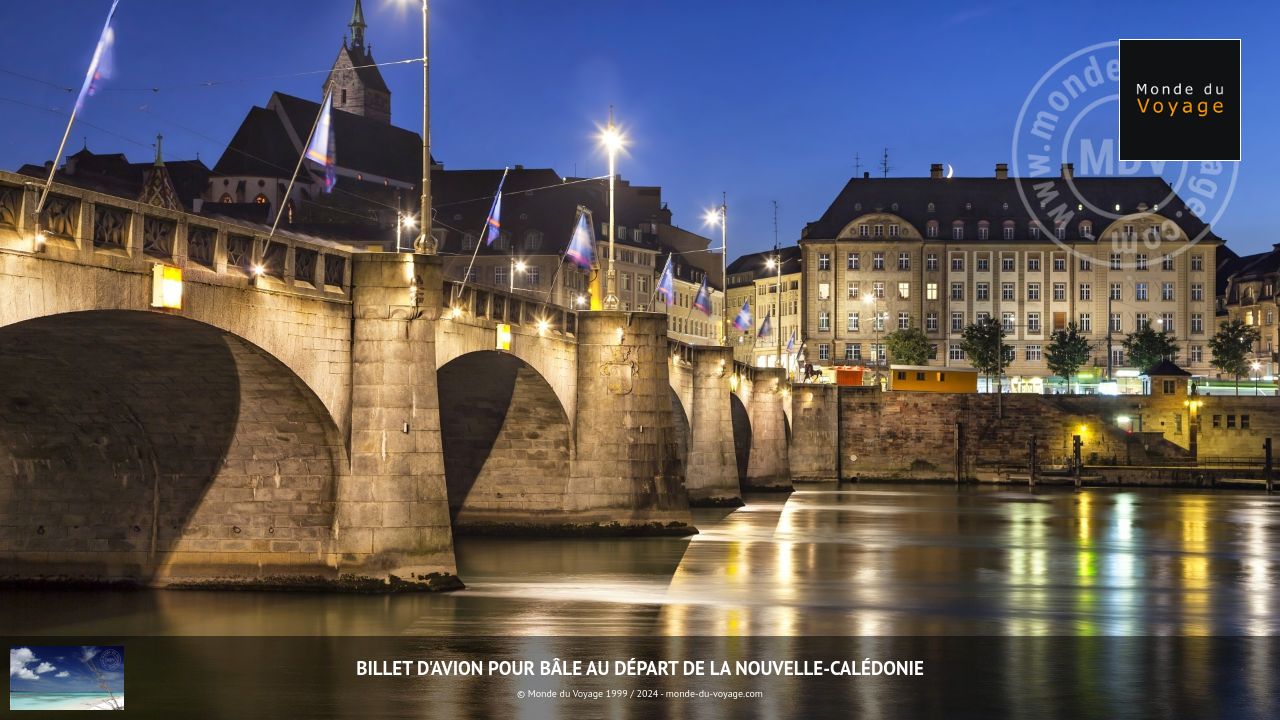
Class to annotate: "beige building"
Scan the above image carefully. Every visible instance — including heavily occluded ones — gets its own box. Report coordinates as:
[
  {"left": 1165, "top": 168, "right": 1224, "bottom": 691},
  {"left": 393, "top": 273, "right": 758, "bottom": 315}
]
[
  {"left": 726, "top": 247, "right": 802, "bottom": 371},
  {"left": 1219, "top": 243, "right": 1280, "bottom": 384},
  {"left": 798, "top": 163, "right": 1224, "bottom": 391}
]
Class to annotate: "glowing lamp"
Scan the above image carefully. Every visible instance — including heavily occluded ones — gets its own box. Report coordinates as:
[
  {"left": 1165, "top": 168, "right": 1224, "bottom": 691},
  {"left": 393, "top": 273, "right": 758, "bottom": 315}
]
[
  {"left": 536, "top": 318, "right": 550, "bottom": 336},
  {"left": 496, "top": 323, "right": 512, "bottom": 351},
  {"left": 151, "top": 264, "right": 183, "bottom": 309}
]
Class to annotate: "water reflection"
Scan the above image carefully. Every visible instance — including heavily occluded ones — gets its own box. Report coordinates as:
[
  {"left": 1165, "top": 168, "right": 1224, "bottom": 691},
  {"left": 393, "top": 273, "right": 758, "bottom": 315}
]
[{"left": 4, "top": 485, "right": 1279, "bottom": 638}]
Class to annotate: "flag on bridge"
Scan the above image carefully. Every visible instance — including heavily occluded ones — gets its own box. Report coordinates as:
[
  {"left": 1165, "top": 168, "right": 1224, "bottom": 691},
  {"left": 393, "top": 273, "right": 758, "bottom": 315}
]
[
  {"left": 757, "top": 310, "right": 772, "bottom": 338},
  {"left": 692, "top": 276, "right": 712, "bottom": 315},
  {"left": 483, "top": 173, "right": 506, "bottom": 245},
  {"left": 786, "top": 328, "right": 796, "bottom": 352},
  {"left": 74, "top": 0, "right": 121, "bottom": 113},
  {"left": 732, "top": 301, "right": 752, "bottom": 332},
  {"left": 304, "top": 92, "right": 336, "bottom": 193},
  {"left": 656, "top": 256, "right": 674, "bottom": 306},
  {"left": 566, "top": 210, "right": 595, "bottom": 269}
]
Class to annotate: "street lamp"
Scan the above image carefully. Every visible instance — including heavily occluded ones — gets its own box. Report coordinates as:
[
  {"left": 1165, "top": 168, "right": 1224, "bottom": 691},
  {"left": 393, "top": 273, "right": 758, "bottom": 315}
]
[
  {"left": 598, "top": 113, "right": 626, "bottom": 311},
  {"left": 766, "top": 255, "right": 783, "bottom": 371},
  {"left": 392, "top": 0, "right": 434, "bottom": 251},
  {"left": 704, "top": 200, "right": 727, "bottom": 344},
  {"left": 1252, "top": 360, "right": 1262, "bottom": 396},
  {"left": 863, "top": 292, "right": 883, "bottom": 386},
  {"left": 511, "top": 259, "right": 526, "bottom": 293},
  {"left": 396, "top": 212, "right": 417, "bottom": 252}
]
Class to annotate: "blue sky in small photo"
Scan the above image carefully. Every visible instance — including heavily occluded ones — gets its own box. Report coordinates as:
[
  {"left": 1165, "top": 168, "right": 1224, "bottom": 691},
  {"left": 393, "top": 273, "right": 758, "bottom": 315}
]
[{"left": 9, "top": 646, "right": 124, "bottom": 694}]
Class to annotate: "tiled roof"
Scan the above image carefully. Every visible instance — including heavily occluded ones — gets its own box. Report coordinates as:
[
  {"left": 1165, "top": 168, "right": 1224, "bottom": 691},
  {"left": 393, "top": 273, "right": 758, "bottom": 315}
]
[{"left": 16, "top": 147, "right": 210, "bottom": 211}]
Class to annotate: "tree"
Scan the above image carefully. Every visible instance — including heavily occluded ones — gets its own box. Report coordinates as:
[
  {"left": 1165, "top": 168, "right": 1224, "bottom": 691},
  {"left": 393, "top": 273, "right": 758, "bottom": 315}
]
[
  {"left": 1122, "top": 324, "right": 1179, "bottom": 373},
  {"left": 1045, "top": 322, "right": 1093, "bottom": 391},
  {"left": 1209, "top": 318, "right": 1261, "bottom": 395},
  {"left": 884, "top": 327, "right": 931, "bottom": 366},
  {"left": 960, "top": 318, "right": 1012, "bottom": 384}
]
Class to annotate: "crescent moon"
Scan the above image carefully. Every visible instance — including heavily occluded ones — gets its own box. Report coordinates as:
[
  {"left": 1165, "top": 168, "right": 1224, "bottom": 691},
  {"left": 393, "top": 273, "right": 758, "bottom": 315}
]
[{"left": 945, "top": 164, "right": 954, "bottom": 179}]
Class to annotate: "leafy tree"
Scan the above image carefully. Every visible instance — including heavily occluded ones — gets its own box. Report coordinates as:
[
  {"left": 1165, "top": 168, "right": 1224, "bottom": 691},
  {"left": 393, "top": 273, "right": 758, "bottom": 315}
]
[
  {"left": 1209, "top": 318, "right": 1261, "bottom": 395},
  {"left": 1045, "top": 322, "right": 1093, "bottom": 391},
  {"left": 1122, "top": 324, "right": 1179, "bottom": 373},
  {"left": 960, "top": 319, "right": 1012, "bottom": 384},
  {"left": 884, "top": 327, "right": 931, "bottom": 366}
]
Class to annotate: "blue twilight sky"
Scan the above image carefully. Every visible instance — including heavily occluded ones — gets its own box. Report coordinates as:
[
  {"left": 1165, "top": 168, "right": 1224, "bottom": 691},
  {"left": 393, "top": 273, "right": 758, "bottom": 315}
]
[
  {"left": 9, "top": 646, "right": 124, "bottom": 694},
  {"left": 1, "top": 1, "right": 1277, "bottom": 255}
]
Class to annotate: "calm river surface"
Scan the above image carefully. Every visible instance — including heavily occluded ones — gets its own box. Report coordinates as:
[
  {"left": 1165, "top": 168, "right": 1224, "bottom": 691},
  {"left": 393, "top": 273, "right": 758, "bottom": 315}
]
[
  {"left": 7, "top": 483, "right": 1280, "bottom": 636},
  {"left": 6, "top": 484, "right": 1280, "bottom": 718}
]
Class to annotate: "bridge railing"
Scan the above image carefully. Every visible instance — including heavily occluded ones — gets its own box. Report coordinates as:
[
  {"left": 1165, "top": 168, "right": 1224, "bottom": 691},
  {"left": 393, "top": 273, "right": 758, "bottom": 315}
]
[
  {"left": 443, "top": 279, "right": 577, "bottom": 336},
  {"left": 0, "top": 171, "right": 354, "bottom": 300}
]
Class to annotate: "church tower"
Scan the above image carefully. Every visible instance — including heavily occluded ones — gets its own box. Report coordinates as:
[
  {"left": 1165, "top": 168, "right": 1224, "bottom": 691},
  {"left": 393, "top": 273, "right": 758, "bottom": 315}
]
[{"left": 323, "top": 0, "right": 391, "bottom": 123}]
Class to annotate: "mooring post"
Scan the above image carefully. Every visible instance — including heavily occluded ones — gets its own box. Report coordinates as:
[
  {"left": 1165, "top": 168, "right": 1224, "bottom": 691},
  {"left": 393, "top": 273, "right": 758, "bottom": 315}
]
[
  {"left": 1073, "top": 434, "right": 1083, "bottom": 489},
  {"left": 1028, "top": 434, "right": 1037, "bottom": 489},
  {"left": 1265, "top": 437, "right": 1273, "bottom": 493}
]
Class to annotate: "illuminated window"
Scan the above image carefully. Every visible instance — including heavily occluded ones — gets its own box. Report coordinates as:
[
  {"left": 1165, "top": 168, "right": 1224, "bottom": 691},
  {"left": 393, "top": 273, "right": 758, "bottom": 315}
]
[{"left": 254, "top": 194, "right": 268, "bottom": 204}]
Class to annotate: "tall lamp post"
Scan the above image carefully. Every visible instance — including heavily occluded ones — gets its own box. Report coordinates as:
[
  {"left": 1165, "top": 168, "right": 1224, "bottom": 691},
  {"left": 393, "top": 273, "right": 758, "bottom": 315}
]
[
  {"left": 766, "top": 255, "right": 783, "bottom": 371},
  {"left": 705, "top": 199, "right": 728, "bottom": 344},
  {"left": 394, "top": 0, "right": 432, "bottom": 252},
  {"left": 1253, "top": 360, "right": 1262, "bottom": 396},
  {"left": 599, "top": 113, "right": 625, "bottom": 311}
]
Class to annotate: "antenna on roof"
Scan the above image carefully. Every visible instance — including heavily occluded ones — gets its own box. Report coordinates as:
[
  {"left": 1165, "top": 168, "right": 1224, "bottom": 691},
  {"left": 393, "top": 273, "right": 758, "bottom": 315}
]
[
  {"left": 772, "top": 200, "right": 779, "bottom": 252},
  {"left": 853, "top": 153, "right": 862, "bottom": 177},
  {"left": 880, "top": 147, "right": 891, "bottom": 178}
]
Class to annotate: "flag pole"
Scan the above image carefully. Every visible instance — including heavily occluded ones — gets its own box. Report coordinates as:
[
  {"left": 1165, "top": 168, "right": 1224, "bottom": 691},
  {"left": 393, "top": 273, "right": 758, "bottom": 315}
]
[
  {"left": 269, "top": 87, "right": 333, "bottom": 241},
  {"left": 36, "top": 0, "right": 121, "bottom": 218},
  {"left": 456, "top": 167, "right": 508, "bottom": 306}
]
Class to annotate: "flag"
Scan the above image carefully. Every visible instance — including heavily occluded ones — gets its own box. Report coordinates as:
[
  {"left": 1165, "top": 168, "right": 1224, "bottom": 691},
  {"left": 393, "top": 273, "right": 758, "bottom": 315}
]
[
  {"left": 786, "top": 329, "right": 796, "bottom": 352},
  {"left": 656, "top": 256, "right": 674, "bottom": 306},
  {"left": 74, "top": 0, "right": 120, "bottom": 113},
  {"left": 305, "top": 93, "right": 336, "bottom": 193},
  {"left": 566, "top": 211, "right": 595, "bottom": 269},
  {"left": 732, "top": 301, "right": 752, "bottom": 332},
  {"left": 757, "top": 310, "right": 772, "bottom": 339},
  {"left": 692, "top": 276, "right": 712, "bottom": 315},
  {"left": 483, "top": 174, "right": 506, "bottom": 245}
]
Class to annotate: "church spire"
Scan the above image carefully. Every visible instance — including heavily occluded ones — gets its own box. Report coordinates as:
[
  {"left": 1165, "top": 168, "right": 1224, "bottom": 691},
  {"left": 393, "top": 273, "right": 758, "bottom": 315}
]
[{"left": 349, "top": 0, "right": 367, "bottom": 49}]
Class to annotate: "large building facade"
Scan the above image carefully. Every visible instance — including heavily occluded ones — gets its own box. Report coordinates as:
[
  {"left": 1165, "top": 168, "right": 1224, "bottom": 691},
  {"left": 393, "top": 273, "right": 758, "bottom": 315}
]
[
  {"left": 1219, "top": 244, "right": 1280, "bottom": 381},
  {"left": 726, "top": 247, "right": 802, "bottom": 369},
  {"left": 798, "top": 163, "right": 1224, "bottom": 391}
]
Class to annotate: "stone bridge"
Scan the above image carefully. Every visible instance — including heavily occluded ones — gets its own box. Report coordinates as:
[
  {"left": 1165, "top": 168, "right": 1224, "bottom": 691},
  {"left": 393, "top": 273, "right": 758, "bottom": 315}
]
[{"left": 0, "top": 172, "right": 790, "bottom": 591}]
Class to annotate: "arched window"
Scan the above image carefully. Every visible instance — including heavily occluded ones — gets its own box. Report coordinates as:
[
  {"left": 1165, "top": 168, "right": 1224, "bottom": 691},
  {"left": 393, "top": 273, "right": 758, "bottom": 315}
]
[
  {"left": 1079, "top": 220, "right": 1093, "bottom": 239},
  {"left": 1002, "top": 220, "right": 1016, "bottom": 240},
  {"left": 951, "top": 220, "right": 965, "bottom": 240},
  {"left": 977, "top": 220, "right": 990, "bottom": 240},
  {"left": 926, "top": 220, "right": 938, "bottom": 238},
  {"left": 219, "top": 194, "right": 233, "bottom": 204},
  {"left": 254, "top": 194, "right": 268, "bottom": 205},
  {"left": 927, "top": 202, "right": 936, "bottom": 213}
]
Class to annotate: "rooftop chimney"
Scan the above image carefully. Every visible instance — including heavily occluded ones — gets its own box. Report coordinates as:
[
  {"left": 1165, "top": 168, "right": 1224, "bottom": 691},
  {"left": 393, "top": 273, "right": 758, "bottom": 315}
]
[
  {"left": 863, "top": 171, "right": 870, "bottom": 179},
  {"left": 995, "top": 163, "right": 1008, "bottom": 180},
  {"left": 930, "top": 163, "right": 944, "bottom": 179},
  {"left": 1061, "top": 162, "right": 1074, "bottom": 179}
]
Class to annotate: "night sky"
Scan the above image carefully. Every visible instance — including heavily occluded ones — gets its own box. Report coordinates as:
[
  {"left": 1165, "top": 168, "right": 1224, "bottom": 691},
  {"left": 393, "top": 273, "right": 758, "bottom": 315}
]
[{"left": 2, "top": 0, "right": 1277, "bottom": 254}]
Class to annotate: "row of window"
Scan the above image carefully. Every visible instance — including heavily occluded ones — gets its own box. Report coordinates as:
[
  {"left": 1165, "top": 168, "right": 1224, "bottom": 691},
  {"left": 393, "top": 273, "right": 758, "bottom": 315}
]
[
  {"left": 814, "top": 309, "right": 1209, "bottom": 336},
  {"left": 817, "top": 251, "right": 1206, "bottom": 273},
  {"left": 669, "top": 316, "right": 715, "bottom": 338},
  {"left": 855, "top": 219, "right": 1171, "bottom": 242},
  {"left": 817, "top": 279, "right": 1206, "bottom": 304},
  {"left": 813, "top": 342, "right": 1213, "bottom": 367}
]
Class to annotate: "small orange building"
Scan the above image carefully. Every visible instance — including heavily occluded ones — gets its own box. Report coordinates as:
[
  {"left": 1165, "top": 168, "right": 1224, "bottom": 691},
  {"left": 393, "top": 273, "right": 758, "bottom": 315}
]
[{"left": 887, "top": 365, "right": 978, "bottom": 393}]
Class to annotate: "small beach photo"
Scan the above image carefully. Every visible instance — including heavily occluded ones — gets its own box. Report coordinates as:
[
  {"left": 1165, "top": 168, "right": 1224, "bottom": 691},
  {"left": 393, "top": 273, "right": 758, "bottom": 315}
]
[{"left": 9, "top": 646, "right": 124, "bottom": 711}]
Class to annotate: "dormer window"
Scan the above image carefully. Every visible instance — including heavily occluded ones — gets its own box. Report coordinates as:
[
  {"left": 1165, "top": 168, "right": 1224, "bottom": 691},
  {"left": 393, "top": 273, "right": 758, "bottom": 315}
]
[
  {"left": 927, "top": 202, "right": 936, "bottom": 213},
  {"left": 926, "top": 220, "right": 938, "bottom": 238},
  {"left": 1002, "top": 220, "right": 1015, "bottom": 240},
  {"left": 1079, "top": 220, "right": 1093, "bottom": 238},
  {"left": 952, "top": 221, "right": 965, "bottom": 240},
  {"left": 977, "top": 221, "right": 990, "bottom": 240}
]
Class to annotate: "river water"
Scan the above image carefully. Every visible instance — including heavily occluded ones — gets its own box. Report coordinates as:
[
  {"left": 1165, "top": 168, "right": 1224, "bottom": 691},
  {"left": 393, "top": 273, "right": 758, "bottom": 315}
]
[{"left": 6, "top": 484, "right": 1279, "bottom": 718}]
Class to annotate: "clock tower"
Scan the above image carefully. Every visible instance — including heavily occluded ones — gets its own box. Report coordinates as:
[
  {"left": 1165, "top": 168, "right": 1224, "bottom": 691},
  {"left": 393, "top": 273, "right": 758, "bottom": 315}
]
[{"left": 323, "top": 0, "right": 392, "bottom": 124}]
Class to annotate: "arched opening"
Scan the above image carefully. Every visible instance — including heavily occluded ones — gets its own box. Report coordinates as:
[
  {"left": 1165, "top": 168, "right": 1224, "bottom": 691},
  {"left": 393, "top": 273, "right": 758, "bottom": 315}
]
[
  {"left": 0, "top": 311, "right": 345, "bottom": 583},
  {"left": 437, "top": 351, "right": 571, "bottom": 530},
  {"left": 730, "top": 393, "right": 752, "bottom": 485},
  {"left": 668, "top": 388, "right": 689, "bottom": 477}
]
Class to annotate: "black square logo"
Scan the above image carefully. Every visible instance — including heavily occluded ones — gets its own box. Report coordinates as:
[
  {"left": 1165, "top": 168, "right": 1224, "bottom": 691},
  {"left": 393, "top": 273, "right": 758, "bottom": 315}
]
[{"left": 1119, "top": 39, "right": 1240, "bottom": 161}]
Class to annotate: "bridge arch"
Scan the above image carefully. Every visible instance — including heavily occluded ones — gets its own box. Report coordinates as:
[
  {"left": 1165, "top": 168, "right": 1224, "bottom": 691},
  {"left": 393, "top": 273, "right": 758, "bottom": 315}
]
[
  {"left": 730, "top": 393, "right": 752, "bottom": 485},
  {"left": 436, "top": 350, "right": 572, "bottom": 530},
  {"left": 0, "top": 310, "right": 347, "bottom": 584}
]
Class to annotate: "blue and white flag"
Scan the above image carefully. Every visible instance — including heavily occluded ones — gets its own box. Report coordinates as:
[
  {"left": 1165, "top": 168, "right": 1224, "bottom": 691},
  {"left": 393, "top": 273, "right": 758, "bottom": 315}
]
[
  {"left": 692, "top": 276, "right": 712, "bottom": 315},
  {"left": 786, "top": 329, "right": 796, "bottom": 352},
  {"left": 304, "top": 93, "right": 336, "bottom": 193},
  {"left": 484, "top": 174, "right": 506, "bottom": 245},
  {"left": 732, "top": 301, "right": 752, "bottom": 332},
  {"left": 656, "top": 256, "right": 674, "bottom": 306},
  {"left": 74, "top": 0, "right": 121, "bottom": 113},
  {"left": 566, "top": 210, "right": 595, "bottom": 269},
  {"left": 757, "top": 310, "right": 772, "bottom": 339}
]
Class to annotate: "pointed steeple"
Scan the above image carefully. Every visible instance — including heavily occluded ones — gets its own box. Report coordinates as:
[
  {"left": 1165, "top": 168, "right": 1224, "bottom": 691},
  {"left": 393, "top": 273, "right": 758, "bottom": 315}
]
[
  {"left": 349, "top": 0, "right": 367, "bottom": 49},
  {"left": 138, "top": 133, "right": 183, "bottom": 211}
]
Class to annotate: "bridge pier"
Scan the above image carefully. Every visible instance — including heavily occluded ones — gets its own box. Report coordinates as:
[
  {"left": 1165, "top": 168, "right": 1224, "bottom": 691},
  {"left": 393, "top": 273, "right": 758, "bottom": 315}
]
[
  {"left": 338, "top": 254, "right": 460, "bottom": 589},
  {"left": 563, "top": 312, "right": 695, "bottom": 534},
  {"left": 683, "top": 346, "right": 742, "bottom": 506},
  {"left": 745, "top": 368, "right": 793, "bottom": 492}
]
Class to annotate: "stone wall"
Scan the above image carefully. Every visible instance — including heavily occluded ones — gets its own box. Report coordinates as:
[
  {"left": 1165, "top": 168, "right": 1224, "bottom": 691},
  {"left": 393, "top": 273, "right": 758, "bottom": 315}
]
[
  {"left": 562, "top": 312, "right": 693, "bottom": 532},
  {"left": 744, "top": 368, "right": 792, "bottom": 490},
  {"left": 789, "top": 384, "right": 841, "bottom": 481},
  {"left": 673, "top": 346, "right": 741, "bottom": 506},
  {"left": 0, "top": 312, "right": 344, "bottom": 585}
]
